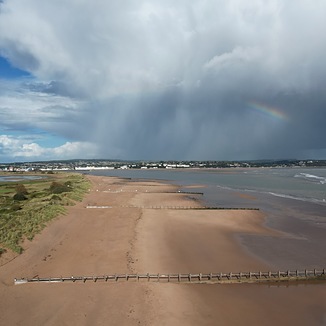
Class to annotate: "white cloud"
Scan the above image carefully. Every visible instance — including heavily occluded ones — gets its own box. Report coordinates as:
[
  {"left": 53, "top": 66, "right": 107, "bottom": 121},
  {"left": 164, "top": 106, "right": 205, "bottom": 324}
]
[
  {"left": 0, "top": 78, "right": 83, "bottom": 138},
  {"left": 204, "top": 46, "right": 261, "bottom": 70},
  {"left": 0, "top": 135, "right": 96, "bottom": 161}
]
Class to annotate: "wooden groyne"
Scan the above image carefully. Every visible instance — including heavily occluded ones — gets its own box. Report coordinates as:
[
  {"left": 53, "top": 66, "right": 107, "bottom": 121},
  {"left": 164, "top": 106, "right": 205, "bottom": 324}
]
[
  {"left": 102, "top": 191, "right": 203, "bottom": 195},
  {"left": 86, "top": 205, "right": 112, "bottom": 209},
  {"left": 121, "top": 205, "right": 259, "bottom": 210},
  {"left": 163, "top": 191, "right": 204, "bottom": 195},
  {"left": 14, "top": 269, "right": 325, "bottom": 285},
  {"left": 85, "top": 205, "right": 259, "bottom": 210}
]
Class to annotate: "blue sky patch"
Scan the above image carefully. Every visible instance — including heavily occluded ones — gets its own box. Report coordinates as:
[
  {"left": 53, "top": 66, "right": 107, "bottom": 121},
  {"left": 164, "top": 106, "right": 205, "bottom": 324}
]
[
  {"left": 37, "top": 133, "right": 68, "bottom": 148},
  {"left": 1, "top": 127, "right": 68, "bottom": 149},
  {"left": 0, "top": 55, "right": 31, "bottom": 79}
]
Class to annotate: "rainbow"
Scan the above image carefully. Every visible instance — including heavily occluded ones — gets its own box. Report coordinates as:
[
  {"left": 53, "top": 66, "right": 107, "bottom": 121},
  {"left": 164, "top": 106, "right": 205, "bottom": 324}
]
[{"left": 248, "top": 100, "right": 288, "bottom": 121}]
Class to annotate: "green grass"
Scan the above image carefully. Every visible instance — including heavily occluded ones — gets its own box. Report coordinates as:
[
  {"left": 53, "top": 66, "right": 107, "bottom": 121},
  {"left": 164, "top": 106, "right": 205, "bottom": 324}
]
[{"left": 0, "top": 173, "right": 90, "bottom": 253}]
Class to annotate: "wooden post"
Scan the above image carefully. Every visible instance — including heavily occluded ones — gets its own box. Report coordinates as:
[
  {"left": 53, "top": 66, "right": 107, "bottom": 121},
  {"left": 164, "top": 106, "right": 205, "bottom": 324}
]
[
  {"left": 147, "top": 273, "right": 150, "bottom": 282},
  {"left": 199, "top": 273, "right": 202, "bottom": 281},
  {"left": 178, "top": 274, "right": 181, "bottom": 282}
]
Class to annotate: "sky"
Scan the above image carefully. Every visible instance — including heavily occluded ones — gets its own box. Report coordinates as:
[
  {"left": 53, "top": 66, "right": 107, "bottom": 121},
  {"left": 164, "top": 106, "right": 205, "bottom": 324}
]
[{"left": 0, "top": 0, "right": 326, "bottom": 163}]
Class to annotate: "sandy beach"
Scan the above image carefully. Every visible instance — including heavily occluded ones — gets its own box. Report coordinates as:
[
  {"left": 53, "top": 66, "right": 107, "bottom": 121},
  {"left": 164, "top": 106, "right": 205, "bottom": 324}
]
[{"left": 0, "top": 175, "right": 325, "bottom": 325}]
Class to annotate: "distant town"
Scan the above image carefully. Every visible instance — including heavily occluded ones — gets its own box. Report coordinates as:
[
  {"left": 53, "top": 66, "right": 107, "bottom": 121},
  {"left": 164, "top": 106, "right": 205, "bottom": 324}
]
[{"left": 1, "top": 159, "right": 326, "bottom": 172}]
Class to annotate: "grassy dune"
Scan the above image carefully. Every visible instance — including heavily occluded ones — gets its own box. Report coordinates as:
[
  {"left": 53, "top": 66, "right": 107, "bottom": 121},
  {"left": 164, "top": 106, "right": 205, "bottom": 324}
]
[{"left": 0, "top": 173, "right": 90, "bottom": 254}]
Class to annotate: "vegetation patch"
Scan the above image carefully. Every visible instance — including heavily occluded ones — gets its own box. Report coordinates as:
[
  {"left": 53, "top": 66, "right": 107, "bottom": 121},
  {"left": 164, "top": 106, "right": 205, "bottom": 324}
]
[
  {"left": 49, "top": 181, "right": 71, "bottom": 194},
  {"left": 0, "top": 173, "right": 90, "bottom": 254}
]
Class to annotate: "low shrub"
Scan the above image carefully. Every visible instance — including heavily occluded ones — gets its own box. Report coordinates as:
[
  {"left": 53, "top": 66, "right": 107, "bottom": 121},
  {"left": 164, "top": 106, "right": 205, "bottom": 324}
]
[
  {"left": 49, "top": 181, "right": 71, "bottom": 194},
  {"left": 51, "top": 194, "right": 62, "bottom": 201},
  {"left": 13, "top": 192, "right": 27, "bottom": 201},
  {"left": 15, "top": 184, "right": 28, "bottom": 195}
]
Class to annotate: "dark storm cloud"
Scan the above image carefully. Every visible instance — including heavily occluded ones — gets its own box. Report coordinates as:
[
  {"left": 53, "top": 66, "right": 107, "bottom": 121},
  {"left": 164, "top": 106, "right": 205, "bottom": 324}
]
[{"left": 0, "top": 0, "right": 326, "bottom": 160}]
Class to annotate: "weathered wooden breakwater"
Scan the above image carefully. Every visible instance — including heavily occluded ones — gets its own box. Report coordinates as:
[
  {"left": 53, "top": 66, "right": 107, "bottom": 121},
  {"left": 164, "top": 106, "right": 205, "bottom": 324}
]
[
  {"left": 86, "top": 204, "right": 260, "bottom": 210},
  {"left": 103, "top": 190, "right": 204, "bottom": 195},
  {"left": 121, "top": 205, "right": 260, "bottom": 210},
  {"left": 14, "top": 269, "right": 325, "bottom": 285}
]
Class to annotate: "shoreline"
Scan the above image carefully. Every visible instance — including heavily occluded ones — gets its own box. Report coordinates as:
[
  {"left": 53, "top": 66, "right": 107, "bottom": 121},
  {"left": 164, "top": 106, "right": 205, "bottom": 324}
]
[{"left": 0, "top": 174, "right": 325, "bottom": 325}]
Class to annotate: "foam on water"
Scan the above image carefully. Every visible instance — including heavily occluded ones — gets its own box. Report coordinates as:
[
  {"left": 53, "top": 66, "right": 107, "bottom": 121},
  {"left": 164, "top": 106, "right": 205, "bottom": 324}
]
[
  {"left": 216, "top": 184, "right": 326, "bottom": 205},
  {"left": 294, "top": 173, "right": 326, "bottom": 184},
  {"left": 268, "top": 192, "right": 326, "bottom": 204}
]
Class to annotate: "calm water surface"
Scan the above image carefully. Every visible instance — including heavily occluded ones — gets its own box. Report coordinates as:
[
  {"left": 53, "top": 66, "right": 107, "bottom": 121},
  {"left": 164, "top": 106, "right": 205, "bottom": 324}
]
[
  {"left": 89, "top": 168, "right": 326, "bottom": 205},
  {"left": 0, "top": 175, "right": 45, "bottom": 182}
]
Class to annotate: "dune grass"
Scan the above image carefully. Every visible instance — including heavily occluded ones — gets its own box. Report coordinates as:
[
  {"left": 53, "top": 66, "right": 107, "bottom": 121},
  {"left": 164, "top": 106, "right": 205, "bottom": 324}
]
[{"left": 0, "top": 173, "right": 90, "bottom": 254}]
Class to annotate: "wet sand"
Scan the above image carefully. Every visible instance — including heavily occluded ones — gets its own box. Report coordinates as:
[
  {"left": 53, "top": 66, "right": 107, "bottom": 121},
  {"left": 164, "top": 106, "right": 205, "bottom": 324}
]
[
  {"left": 200, "top": 184, "right": 326, "bottom": 270},
  {"left": 0, "top": 175, "right": 325, "bottom": 325}
]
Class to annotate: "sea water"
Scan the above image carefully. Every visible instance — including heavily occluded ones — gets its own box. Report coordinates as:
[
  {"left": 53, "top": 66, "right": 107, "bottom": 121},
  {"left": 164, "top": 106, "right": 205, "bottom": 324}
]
[{"left": 88, "top": 167, "right": 326, "bottom": 205}]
